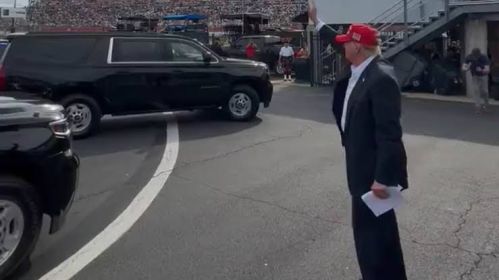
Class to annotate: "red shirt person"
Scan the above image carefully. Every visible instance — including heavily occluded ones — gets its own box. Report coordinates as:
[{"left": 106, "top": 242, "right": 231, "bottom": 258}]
[{"left": 245, "top": 42, "right": 257, "bottom": 59}]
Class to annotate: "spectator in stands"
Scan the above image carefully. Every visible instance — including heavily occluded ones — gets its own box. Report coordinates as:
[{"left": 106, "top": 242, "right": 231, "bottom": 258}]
[{"left": 27, "top": 0, "right": 308, "bottom": 32}]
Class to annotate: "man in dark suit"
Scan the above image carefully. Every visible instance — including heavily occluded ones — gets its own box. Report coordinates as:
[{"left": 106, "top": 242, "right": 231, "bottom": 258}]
[{"left": 310, "top": 3, "right": 409, "bottom": 280}]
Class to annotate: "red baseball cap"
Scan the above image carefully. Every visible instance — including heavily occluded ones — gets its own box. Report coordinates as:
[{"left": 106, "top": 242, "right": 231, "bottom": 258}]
[{"left": 335, "top": 24, "right": 380, "bottom": 46}]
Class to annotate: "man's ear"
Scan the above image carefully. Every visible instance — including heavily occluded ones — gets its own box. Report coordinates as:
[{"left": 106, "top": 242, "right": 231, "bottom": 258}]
[{"left": 355, "top": 43, "right": 362, "bottom": 54}]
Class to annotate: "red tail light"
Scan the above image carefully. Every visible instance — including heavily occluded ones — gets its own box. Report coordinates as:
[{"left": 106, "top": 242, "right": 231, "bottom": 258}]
[{"left": 0, "top": 65, "right": 6, "bottom": 91}]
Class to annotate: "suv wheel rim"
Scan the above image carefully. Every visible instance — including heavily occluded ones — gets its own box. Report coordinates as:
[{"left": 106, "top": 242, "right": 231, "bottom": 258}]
[
  {"left": 67, "top": 103, "right": 92, "bottom": 133},
  {"left": 0, "top": 200, "right": 25, "bottom": 266},
  {"left": 229, "top": 93, "right": 252, "bottom": 117}
]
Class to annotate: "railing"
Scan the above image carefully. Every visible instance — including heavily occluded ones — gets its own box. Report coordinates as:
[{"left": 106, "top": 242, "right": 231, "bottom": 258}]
[
  {"left": 368, "top": 0, "right": 499, "bottom": 53},
  {"left": 371, "top": 0, "right": 499, "bottom": 33},
  {"left": 376, "top": 0, "right": 426, "bottom": 33},
  {"left": 449, "top": 0, "right": 499, "bottom": 5},
  {"left": 368, "top": 0, "right": 434, "bottom": 47},
  {"left": 369, "top": 1, "right": 409, "bottom": 26},
  {"left": 376, "top": 0, "right": 415, "bottom": 29}
]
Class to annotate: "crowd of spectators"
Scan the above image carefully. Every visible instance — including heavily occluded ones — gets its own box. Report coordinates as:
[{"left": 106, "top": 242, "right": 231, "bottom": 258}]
[{"left": 24, "top": 0, "right": 307, "bottom": 30}]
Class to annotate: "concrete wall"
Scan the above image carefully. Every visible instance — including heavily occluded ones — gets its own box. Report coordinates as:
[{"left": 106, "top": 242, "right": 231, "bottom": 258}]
[
  {"left": 314, "top": 0, "right": 445, "bottom": 24},
  {"left": 488, "top": 21, "right": 499, "bottom": 77},
  {"left": 488, "top": 21, "right": 499, "bottom": 100}
]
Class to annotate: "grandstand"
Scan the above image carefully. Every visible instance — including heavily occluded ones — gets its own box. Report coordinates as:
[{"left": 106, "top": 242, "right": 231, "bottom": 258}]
[{"left": 16, "top": 0, "right": 307, "bottom": 32}]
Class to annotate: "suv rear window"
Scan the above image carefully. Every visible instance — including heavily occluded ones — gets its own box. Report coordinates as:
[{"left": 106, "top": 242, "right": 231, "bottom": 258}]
[
  {"left": 6, "top": 37, "right": 96, "bottom": 66},
  {"left": 264, "top": 37, "right": 281, "bottom": 45}
]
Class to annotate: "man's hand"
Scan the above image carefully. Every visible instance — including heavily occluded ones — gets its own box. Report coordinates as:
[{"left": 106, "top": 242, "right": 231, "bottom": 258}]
[
  {"left": 371, "top": 181, "right": 390, "bottom": 199},
  {"left": 483, "top": 65, "right": 491, "bottom": 74},
  {"left": 308, "top": 0, "right": 319, "bottom": 25}
]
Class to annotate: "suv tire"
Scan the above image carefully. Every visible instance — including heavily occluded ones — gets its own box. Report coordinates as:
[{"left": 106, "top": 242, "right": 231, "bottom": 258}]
[
  {"left": 0, "top": 176, "right": 41, "bottom": 279},
  {"left": 61, "top": 94, "right": 102, "bottom": 139},
  {"left": 225, "top": 85, "right": 260, "bottom": 121}
]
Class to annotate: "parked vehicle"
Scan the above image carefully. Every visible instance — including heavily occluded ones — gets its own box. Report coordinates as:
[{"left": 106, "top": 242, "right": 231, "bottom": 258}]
[
  {"left": 161, "top": 14, "right": 210, "bottom": 44},
  {"left": 223, "top": 35, "right": 299, "bottom": 74},
  {"left": 0, "top": 32, "right": 273, "bottom": 138},
  {"left": 0, "top": 96, "right": 79, "bottom": 278}
]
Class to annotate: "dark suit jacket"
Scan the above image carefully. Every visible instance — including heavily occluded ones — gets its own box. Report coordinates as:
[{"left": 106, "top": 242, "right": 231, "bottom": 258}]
[{"left": 332, "top": 57, "right": 409, "bottom": 197}]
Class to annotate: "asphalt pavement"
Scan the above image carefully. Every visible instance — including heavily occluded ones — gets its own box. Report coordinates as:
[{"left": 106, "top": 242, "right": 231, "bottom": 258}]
[{"left": 15, "top": 82, "right": 499, "bottom": 280}]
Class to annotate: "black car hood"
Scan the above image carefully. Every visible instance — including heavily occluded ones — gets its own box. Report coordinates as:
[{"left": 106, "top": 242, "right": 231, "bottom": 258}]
[
  {"left": 222, "top": 58, "right": 267, "bottom": 68},
  {"left": 0, "top": 96, "right": 65, "bottom": 126}
]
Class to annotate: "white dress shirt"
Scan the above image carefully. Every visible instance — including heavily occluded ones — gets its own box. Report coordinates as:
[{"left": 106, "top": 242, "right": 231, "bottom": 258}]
[
  {"left": 279, "top": 46, "right": 294, "bottom": 57},
  {"left": 315, "top": 19, "right": 326, "bottom": 32},
  {"left": 341, "top": 56, "right": 376, "bottom": 132}
]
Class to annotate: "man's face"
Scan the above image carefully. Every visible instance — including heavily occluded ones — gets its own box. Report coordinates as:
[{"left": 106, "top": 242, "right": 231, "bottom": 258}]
[{"left": 344, "top": 41, "right": 360, "bottom": 63}]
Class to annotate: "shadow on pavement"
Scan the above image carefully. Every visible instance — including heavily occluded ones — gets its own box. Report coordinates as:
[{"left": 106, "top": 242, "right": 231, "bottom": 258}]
[
  {"left": 74, "top": 110, "right": 264, "bottom": 156},
  {"left": 74, "top": 113, "right": 171, "bottom": 157},
  {"left": 175, "top": 110, "right": 263, "bottom": 141},
  {"left": 266, "top": 84, "right": 335, "bottom": 125}
]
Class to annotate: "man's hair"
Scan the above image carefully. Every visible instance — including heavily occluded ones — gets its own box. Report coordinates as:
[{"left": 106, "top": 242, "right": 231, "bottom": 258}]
[
  {"left": 361, "top": 44, "right": 382, "bottom": 57},
  {"left": 471, "top": 48, "right": 481, "bottom": 57}
]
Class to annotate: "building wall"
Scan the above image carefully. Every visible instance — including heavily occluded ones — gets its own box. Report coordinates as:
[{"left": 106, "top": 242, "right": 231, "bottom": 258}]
[
  {"left": 488, "top": 21, "right": 499, "bottom": 99},
  {"left": 315, "top": 0, "right": 445, "bottom": 24},
  {"left": 488, "top": 21, "right": 499, "bottom": 76}
]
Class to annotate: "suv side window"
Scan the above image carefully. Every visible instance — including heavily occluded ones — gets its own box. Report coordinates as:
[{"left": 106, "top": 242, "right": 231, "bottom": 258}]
[
  {"left": 168, "top": 40, "right": 205, "bottom": 62},
  {"left": 111, "top": 38, "right": 167, "bottom": 62},
  {"left": 6, "top": 37, "right": 96, "bottom": 66}
]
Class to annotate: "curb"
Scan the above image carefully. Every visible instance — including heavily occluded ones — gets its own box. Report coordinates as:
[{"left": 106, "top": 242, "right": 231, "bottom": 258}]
[
  {"left": 402, "top": 93, "right": 499, "bottom": 106},
  {"left": 271, "top": 82, "right": 499, "bottom": 106}
]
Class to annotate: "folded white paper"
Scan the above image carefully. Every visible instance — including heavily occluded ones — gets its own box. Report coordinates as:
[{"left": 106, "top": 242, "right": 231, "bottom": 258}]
[{"left": 361, "top": 186, "right": 405, "bottom": 217}]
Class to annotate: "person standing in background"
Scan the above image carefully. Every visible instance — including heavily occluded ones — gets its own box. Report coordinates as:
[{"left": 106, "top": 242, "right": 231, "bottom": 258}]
[
  {"left": 463, "top": 48, "right": 491, "bottom": 113},
  {"left": 279, "top": 41, "right": 295, "bottom": 81},
  {"left": 245, "top": 41, "right": 257, "bottom": 60}
]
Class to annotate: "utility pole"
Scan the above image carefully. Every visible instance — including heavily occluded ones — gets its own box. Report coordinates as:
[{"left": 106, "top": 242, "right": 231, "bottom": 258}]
[
  {"left": 241, "top": 0, "right": 245, "bottom": 35},
  {"left": 445, "top": 0, "right": 450, "bottom": 21},
  {"left": 10, "top": 0, "right": 17, "bottom": 33},
  {"left": 403, "top": 0, "right": 408, "bottom": 41},
  {"left": 27, "top": 0, "right": 38, "bottom": 31}
]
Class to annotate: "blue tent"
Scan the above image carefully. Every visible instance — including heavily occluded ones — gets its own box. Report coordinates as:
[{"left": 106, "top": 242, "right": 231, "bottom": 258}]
[{"left": 163, "top": 14, "right": 207, "bottom": 21}]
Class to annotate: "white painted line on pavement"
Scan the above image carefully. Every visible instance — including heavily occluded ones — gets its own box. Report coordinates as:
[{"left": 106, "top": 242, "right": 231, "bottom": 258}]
[{"left": 39, "top": 114, "right": 179, "bottom": 280}]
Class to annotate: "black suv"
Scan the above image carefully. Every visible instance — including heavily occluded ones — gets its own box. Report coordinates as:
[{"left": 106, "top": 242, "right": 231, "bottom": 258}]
[
  {"left": 0, "top": 96, "right": 79, "bottom": 278},
  {"left": 0, "top": 32, "right": 273, "bottom": 138}
]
